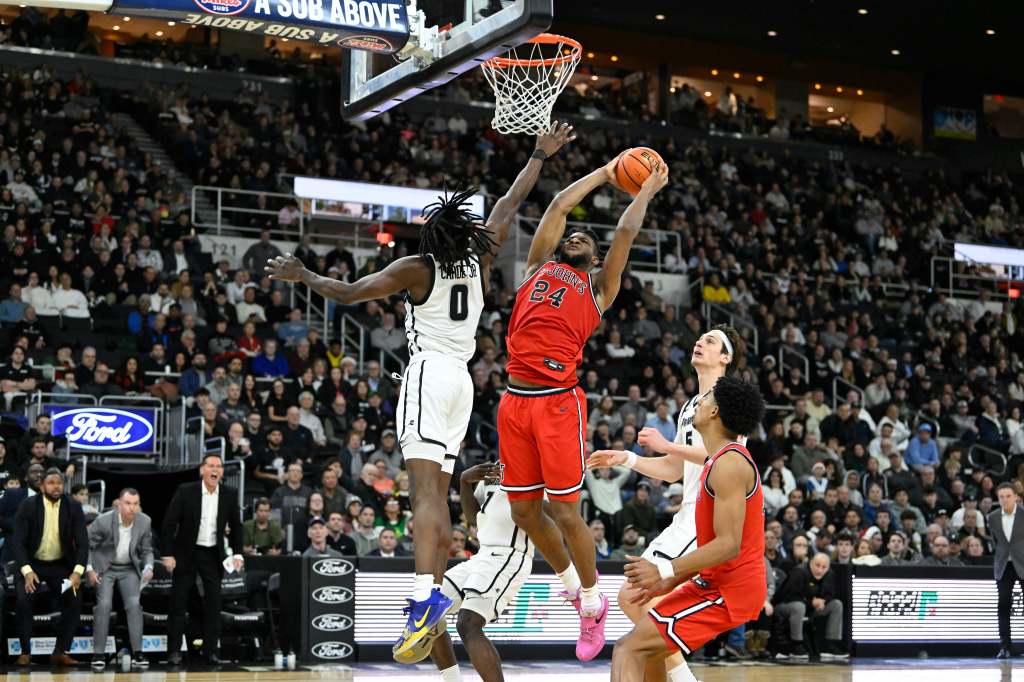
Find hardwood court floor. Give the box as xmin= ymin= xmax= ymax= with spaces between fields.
xmin=5 ymin=659 xmax=1024 ymax=682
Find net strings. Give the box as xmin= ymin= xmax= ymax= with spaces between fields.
xmin=482 ymin=40 xmax=580 ymax=135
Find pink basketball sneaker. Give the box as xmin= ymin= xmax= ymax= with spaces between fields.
xmin=576 ymin=593 xmax=610 ymax=661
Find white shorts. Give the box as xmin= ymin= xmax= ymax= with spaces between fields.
xmin=395 ymin=354 xmax=473 ymax=475
xmin=441 ymin=548 xmax=532 ymax=623
xmin=642 ymin=506 xmax=697 ymax=561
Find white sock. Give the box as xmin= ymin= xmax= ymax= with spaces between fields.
xmin=557 ymin=565 xmax=582 ymax=595
xmin=440 ymin=665 xmax=462 ymax=682
xmin=580 ymin=583 xmax=602 ymax=612
xmin=413 ymin=574 xmax=434 ymax=602
xmin=668 ymin=662 xmax=698 ymax=682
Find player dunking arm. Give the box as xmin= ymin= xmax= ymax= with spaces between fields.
xmin=498 ymin=156 xmax=669 ymax=661
xmin=611 ymin=376 xmax=767 ymax=682
xmin=265 ymin=122 xmax=575 ymax=659
xmin=588 ymin=325 xmax=744 ymax=682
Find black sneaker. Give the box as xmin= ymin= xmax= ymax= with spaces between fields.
xmin=790 ymin=642 xmax=809 ymax=660
xmin=821 ymin=641 xmax=849 ymax=660
xmin=132 ymin=652 xmax=150 ymax=669
xmin=91 ymin=655 xmax=106 ymax=672
xmin=724 ymin=643 xmax=751 ymax=660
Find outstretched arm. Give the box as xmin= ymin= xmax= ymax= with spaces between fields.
xmin=482 ymin=121 xmax=576 ymax=269
xmin=637 ymin=427 xmax=708 ymax=466
xmin=266 ymin=254 xmax=429 ymax=304
xmin=524 ymin=159 xmax=618 ymax=278
xmin=458 ymin=462 xmax=501 ymax=529
xmin=588 ymin=450 xmax=685 ymax=483
xmin=594 ymin=163 xmax=668 ymax=311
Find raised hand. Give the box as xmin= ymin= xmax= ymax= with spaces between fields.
xmin=536 ymin=120 xmax=576 ymax=156
xmin=265 ymin=253 xmax=306 ymax=282
xmin=461 ymin=462 xmax=502 ymax=485
xmin=637 ymin=427 xmax=671 ymax=454
xmin=641 ymin=161 xmax=669 ymax=195
xmin=587 ymin=450 xmax=630 ymax=470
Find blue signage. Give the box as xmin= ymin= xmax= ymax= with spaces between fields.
xmin=108 ymin=0 xmax=409 ymax=53
xmin=43 ymin=406 xmax=157 ymax=453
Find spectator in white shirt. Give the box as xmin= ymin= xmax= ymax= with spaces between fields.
xmin=53 ymin=273 xmax=90 ymax=319
xmin=226 ymin=270 xmax=252 ymax=306
xmin=235 ymin=288 xmax=267 ymax=324
xmin=135 ymin=235 xmax=163 ymax=272
xmin=21 ymin=271 xmax=58 ymax=316
xmin=298 ymin=391 xmax=327 ymax=447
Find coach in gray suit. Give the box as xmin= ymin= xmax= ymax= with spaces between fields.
xmin=990 ymin=482 xmax=1024 ymax=659
xmin=85 ymin=488 xmax=154 ymax=671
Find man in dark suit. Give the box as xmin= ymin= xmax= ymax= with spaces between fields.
xmin=0 ymin=464 xmax=44 ymax=557
xmin=162 ymin=453 xmax=243 ymax=666
xmin=12 ymin=468 xmax=88 ymax=667
xmin=991 ymin=482 xmax=1024 ymax=659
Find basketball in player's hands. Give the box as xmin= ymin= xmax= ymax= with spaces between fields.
xmin=615 ymin=147 xmax=666 ymax=196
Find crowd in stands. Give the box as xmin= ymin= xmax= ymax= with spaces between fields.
xmin=0 ymin=53 xmax=1022 ymax=658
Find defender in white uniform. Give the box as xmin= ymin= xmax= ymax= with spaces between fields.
xmin=587 ymin=325 xmax=744 ymax=682
xmin=266 ymin=122 xmax=577 ymax=665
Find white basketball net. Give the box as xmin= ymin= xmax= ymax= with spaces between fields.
xmin=481 ymin=34 xmax=582 ymax=135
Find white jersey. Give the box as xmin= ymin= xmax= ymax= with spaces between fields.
xmin=474 ymin=481 xmax=533 ymax=556
xmin=676 ymin=393 xmax=747 ymax=509
xmin=405 ymin=253 xmax=484 ymax=363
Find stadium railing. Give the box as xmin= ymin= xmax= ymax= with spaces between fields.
xmin=832 ymin=376 xmax=866 ymax=410
xmin=968 ymin=443 xmax=1008 ymax=478
xmin=930 ymin=255 xmax=1016 ymax=299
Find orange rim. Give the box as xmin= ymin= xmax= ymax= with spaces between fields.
xmin=483 ymin=33 xmax=582 ymax=69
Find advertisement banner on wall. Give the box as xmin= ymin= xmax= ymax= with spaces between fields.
xmin=851 ymin=576 xmax=1024 ymax=642
xmin=304 ymin=557 xmax=357 ymax=662
xmin=354 ymin=571 xmax=633 ymax=644
xmin=42 ymin=405 xmax=157 ymax=454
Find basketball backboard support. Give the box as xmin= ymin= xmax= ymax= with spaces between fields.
xmin=341 ymin=0 xmax=552 ymax=121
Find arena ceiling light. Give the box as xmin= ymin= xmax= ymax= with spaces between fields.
xmin=986 ymin=29 xmax=996 ymax=35
xmin=857 ymin=8 xmax=868 ymax=15
xmin=766 ymin=30 xmax=777 ymax=37
xmin=655 ymin=14 xmax=665 ymax=20
xmin=890 ymin=48 xmax=901 ymax=55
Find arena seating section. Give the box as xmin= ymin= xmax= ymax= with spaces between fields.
xmin=0 ymin=54 xmax=1022 ymax=659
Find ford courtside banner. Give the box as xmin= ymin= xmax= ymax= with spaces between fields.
xmin=109 ymin=0 xmax=409 ymax=52
xmin=43 ymin=405 xmax=157 ymax=454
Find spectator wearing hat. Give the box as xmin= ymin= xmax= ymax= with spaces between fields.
xmin=952 ymin=495 xmax=986 ymax=533
xmin=991 ymin=483 xmax=1024 ymax=658
xmin=904 ymin=423 xmax=940 ymax=474
xmin=370 ymin=430 xmax=402 ymax=478
xmin=617 ymin=480 xmax=658 ymax=541
xmin=660 ymin=482 xmax=685 ymax=521
xmin=302 ymin=517 xmax=342 ymax=557
xmin=610 ymin=524 xmax=645 ymax=560
xmin=805 ymin=462 xmax=830 ymax=500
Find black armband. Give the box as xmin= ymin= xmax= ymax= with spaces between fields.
xmin=531 ymin=148 xmax=548 ymax=161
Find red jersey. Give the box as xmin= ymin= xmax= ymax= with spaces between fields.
xmin=694 ymin=442 xmax=766 ymax=619
xmin=505 ymin=261 xmax=602 ymax=388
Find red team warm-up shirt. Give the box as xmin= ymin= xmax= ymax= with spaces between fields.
xmin=695 ymin=442 xmax=767 ymax=619
xmin=505 ymin=261 xmax=603 ymax=387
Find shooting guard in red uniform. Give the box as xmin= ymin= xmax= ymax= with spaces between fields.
xmin=612 ymin=376 xmax=767 ymax=682
xmin=498 ymin=157 xmax=669 ymax=660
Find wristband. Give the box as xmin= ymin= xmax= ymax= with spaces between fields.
xmin=624 ymin=452 xmax=638 ymax=469
xmin=651 ymin=556 xmax=675 ymax=580
xmin=531 ymin=148 xmax=548 ymax=161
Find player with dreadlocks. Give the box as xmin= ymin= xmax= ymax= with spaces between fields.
xmin=266 ymin=121 xmax=575 ymax=660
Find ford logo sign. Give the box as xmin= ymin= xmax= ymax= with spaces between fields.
xmin=49 ymin=407 xmax=155 ymax=452
xmin=312 ymin=586 xmax=354 ymax=604
xmin=312 ymin=614 xmax=354 ymax=631
xmin=311 ymin=641 xmax=353 ymax=659
xmin=313 ymin=559 xmax=355 ymax=577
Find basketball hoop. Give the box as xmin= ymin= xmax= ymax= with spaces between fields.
xmin=481 ymin=33 xmax=582 ymax=135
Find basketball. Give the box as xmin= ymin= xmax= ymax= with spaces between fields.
xmin=614 ymin=147 xmax=665 ymax=195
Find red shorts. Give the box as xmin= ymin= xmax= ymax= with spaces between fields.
xmin=497 ymin=384 xmax=587 ymax=502
xmin=649 ymin=580 xmax=747 ymax=654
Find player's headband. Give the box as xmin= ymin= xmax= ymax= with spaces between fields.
xmin=708 ymin=330 xmax=734 ymax=357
